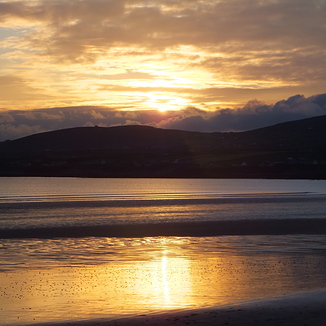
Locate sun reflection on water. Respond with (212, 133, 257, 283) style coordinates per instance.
(143, 250, 192, 308)
(1, 235, 326, 326)
(162, 252, 170, 304)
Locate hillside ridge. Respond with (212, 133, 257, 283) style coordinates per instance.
(1, 115, 326, 179)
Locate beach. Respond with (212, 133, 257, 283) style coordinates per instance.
(32, 290, 326, 326)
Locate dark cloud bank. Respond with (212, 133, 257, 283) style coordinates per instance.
(1, 93, 326, 142)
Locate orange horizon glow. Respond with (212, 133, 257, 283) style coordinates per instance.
(1, 1, 325, 113)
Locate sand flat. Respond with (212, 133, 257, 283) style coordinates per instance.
(33, 289, 326, 326)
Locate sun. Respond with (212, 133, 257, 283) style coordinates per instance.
(145, 92, 190, 112)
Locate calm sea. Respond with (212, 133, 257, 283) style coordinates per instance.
(1, 177, 326, 325)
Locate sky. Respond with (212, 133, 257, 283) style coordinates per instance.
(0, 0, 326, 141)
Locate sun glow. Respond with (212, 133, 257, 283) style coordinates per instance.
(145, 92, 190, 111)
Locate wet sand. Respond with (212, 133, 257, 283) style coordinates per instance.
(34, 290, 326, 326)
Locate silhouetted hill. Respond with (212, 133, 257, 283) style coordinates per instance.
(242, 115, 326, 150)
(1, 115, 326, 179)
(0, 125, 213, 152)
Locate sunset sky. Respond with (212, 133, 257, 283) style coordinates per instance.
(1, 0, 326, 141)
